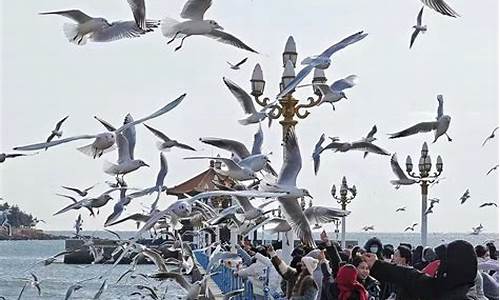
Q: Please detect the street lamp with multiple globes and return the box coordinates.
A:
[331,176,357,248]
[404,142,444,246]
[248,36,325,261]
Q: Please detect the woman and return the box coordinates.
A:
[352,256,381,300]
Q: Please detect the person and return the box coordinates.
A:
[412,245,426,270]
[267,245,319,300]
[318,249,368,300]
[364,240,479,300]
[384,245,417,300]
[481,271,499,300]
[472,270,488,300]
[477,244,499,282]
[486,243,498,260]
[382,244,394,263]
[364,237,383,260]
[352,256,381,300]
[421,246,440,277]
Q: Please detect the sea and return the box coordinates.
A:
[0,231,497,299]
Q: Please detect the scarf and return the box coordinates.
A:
[336,265,368,300]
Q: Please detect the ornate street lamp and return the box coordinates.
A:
[331,176,357,248]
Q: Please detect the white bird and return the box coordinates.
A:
[404,223,418,232]
[40,1,158,45]
[223,77,271,125]
[104,186,145,226]
[419,0,459,18]
[360,125,378,158]
[94,113,137,159]
[104,133,149,179]
[227,57,248,70]
[390,153,417,188]
[362,225,375,232]
[45,116,69,149]
[17,273,42,299]
[277,31,368,99]
[482,127,499,147]
[93,280,108,300]
[389,95,452,143]
[410,7,427,49]
[64,283,82,300]
[261,128,315,248]
[14,94,186,157]
[161,0,257,53]
[127,153,168,208]
[459,189,470,204]
[312,133,325,175]
[314,75,358,111]
[471,224,484,235]
[144,124,196,152]
[304,206,350,229]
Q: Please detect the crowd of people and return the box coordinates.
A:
[232,232,499,300]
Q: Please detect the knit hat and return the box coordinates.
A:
[301,256,319,275]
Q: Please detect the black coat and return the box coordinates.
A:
[361,276,381,300]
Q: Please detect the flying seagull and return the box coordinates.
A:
[40,1,158,45]
[277,31,368,99]
[404,223,418,232]
[103,133,149,179]
[144,124,195,152]
[312,75,358,111]
[61,184,97,197]
[482,127,499,147]
[486,164,499,175]
[459,189,470,204]
[14,94,186,157]
[361,125,378,158]
[161,0,257,53]
[479,202,497,208]
[389,95,452,143]
[0,153,33,163]
[410,7,427,49]
[227,57,248,70]
[390,153,417,188]
[362,225,374,232]
[45,116,69,150]
[396,206,406,212]
[471,224,483,235]
[419,0,460,18]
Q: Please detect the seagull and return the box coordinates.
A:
[360,125,378,158]
[14,94,186,157]
[486,164,499,175]
[424,202,435,215]
[161,0,257,53]
[396,206,406,212]
[471,224,484,235]
[45,116,69,150]
[260,128,316,248]
[227,57,248,70]
[40,0,158,45]
[104,133,149,178]
[482,127,499,147]
[314,75,358,111]
[223,77,272,125]
[184,155,265,181]
[390,154,417,188]
[428,197,440,205]
[55,194,96,217]
[304,206,350,229]
[93,280,108,299]
[74,214,83,236]
[404,223,418,232]
[0,153,33,163]
[362,225,374,232]
[419,0,460,17]
[104,186,145,226]
[410,7,427,49]
[479,202,497,208]
[459,189,470,204]
[64,283,82,300]
[17,273,42,299]
[277,31,368,99]
[61,184,97,197]
[94,113,137,159]
[312,133,325,175]
[389,95,452,143]
[143,124,195,152]
[54,187,127,216]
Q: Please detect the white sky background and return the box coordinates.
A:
[0,0,498,233]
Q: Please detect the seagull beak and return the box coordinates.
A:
[216,25,224,30]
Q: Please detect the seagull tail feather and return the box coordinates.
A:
[160,17,182,38]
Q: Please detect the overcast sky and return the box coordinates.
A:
[1,0,498,234]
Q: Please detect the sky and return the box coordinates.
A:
[0,0,498,234]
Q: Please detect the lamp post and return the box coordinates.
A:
[331,176,357,249]
[404,142,444,246]
[332,219,341,242]
[249,36,324,262]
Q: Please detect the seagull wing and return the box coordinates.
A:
[388,121,438,139]
[205,30,258,53]
[39,10,93,23]
[391,153,410,180]
[417,6,424,26]
[320,31,368,58]
[199,137,250,159]
[330,75,358,91]
[94,116,116,132]
[277,64,314,99]
[366,125,377,139]
[410,29,420,49]
[55,116,69,131]
[127,0,146,30]
[234,57,248,68]
[106,213,150,227]
[277,128,301,186]
[251,123,263,155]
[61,186,84,197]
[90,20,159,42]
[436,95,444,119]
[184,156,243,172]
[278,198,315,248]
[13,135,98,151]
[116,133,132,163]
[143,124,171,142]
[304,206,350,224]
[180,0,212,20]
[420,0,459,17]
[122,114,136,160]
[142,248,168,272]
[222,77,257,114]
[155,153,168,188]
[116,93,187,133]
[350,141,390,156]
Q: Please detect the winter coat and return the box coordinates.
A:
[371,240,479,300]
[270,255,318,300]
[481,272,499,300]
[360,275,381,300]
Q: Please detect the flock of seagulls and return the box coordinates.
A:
[0,0,496,298]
